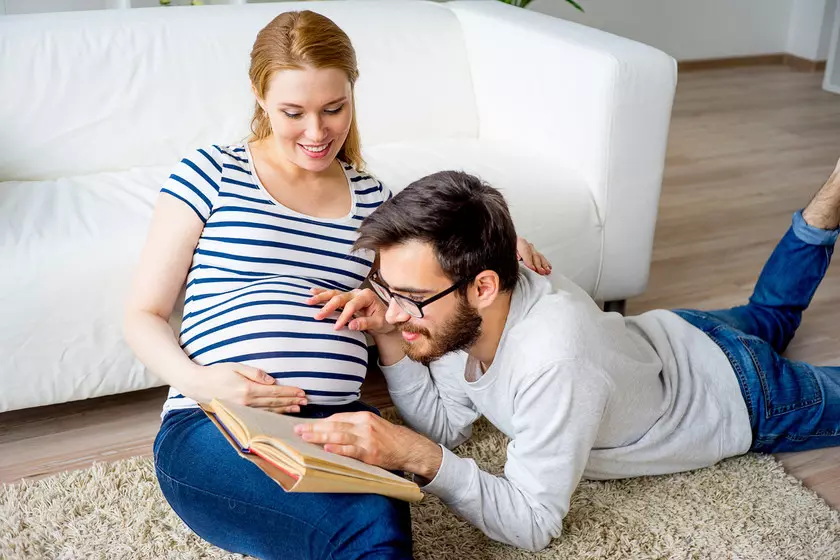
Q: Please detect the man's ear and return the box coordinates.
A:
[472,270,500,310]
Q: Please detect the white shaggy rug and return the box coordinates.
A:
[2,418,839,559]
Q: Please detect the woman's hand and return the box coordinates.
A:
[195,363,308,414]
[308,288,394,335]
[516,237,552,275]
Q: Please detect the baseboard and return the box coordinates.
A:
[679,53,827,73]
[782,53,828,73]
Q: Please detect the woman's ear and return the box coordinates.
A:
[472,270,500,310]
[251,84,265,112]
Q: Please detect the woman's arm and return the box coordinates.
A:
[123,194,304,411]
[123,194,210,397]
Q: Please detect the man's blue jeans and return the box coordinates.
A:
[153,401,413,560]
[674,210,840,453]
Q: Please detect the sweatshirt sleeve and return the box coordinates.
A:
[421,360,610,551]
[380,352,481,449]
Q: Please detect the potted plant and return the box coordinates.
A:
[498,0,583,10]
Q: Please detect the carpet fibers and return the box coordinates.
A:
[2,418,839,559]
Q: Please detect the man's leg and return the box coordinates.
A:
[682,159,840,353]
[735,335,840,454]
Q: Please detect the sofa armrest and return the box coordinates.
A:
[448,1,677,301]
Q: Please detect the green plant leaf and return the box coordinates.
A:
[495,0,583,11]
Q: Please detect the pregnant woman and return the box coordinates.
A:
[124,10,550,560]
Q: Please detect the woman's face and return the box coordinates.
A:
[256,66,353,173]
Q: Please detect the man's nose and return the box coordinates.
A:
[385,298,410,324]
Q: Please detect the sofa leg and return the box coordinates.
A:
[603,300,627,315]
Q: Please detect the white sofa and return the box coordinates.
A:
[0,0,676,412]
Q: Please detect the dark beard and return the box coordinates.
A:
[401,296,482,366]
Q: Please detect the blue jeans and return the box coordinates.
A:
[153,401,413,560]
[674,210,840,453]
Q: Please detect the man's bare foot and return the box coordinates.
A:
[802,157,840,230]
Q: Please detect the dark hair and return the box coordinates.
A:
[354,171,520,293]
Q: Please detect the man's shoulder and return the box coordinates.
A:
[429,351,469,375]
[505,286,604,365]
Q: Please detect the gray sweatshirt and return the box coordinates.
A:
[380,267,752,551]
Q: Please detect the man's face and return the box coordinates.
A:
[378,241,482,365]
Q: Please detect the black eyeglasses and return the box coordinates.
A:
[368,270,473,319]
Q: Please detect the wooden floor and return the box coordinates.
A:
[2,66,840,509]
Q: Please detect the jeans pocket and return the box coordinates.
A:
[739,336,822,418]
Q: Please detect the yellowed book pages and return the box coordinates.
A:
[213,399,413,485]
[202,400,423,502]
[244,446,423,502]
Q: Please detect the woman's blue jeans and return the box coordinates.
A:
[674,210,840,453]
[153,400,413,560]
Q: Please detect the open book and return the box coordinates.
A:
[200,399,423,502]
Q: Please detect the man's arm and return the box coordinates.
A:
[376,331,480,449]
[421,361,610,551]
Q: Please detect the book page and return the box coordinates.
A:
[216,400,414,485]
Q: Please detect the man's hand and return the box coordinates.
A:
[308,288,394,335]
[294,411,443,480]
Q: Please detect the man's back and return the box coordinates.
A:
[494,267,752,479]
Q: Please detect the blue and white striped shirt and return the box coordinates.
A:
[161,144,391,417]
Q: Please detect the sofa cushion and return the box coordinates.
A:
[366,139,603,293]
[0,168,169,411]
[0,1,478,181]
[0,140,600,411]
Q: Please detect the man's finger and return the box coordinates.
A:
[295,420,356,434]
[349,316,382,332]
[323,444,362,459]
[334,298,367,330]
[299,430,357,446]
[314,294,354,320]
[323,412,371,423]
[334,293,376,330]
[307,289,338,305]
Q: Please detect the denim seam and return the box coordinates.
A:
[707,325,755,427]
[738,336,822,416]
[154,463,337,549]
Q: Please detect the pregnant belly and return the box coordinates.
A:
[179,294,369,404]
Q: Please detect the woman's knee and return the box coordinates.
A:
[327,494,413,558]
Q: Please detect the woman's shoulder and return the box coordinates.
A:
[206,143,249,166]
[342,161,392,203]
[173,144,248,175]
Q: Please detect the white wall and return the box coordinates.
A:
[786,0,837,60]
[3,0,837,62]
[817,0,838,59]
[531,0,835,62]
[530,0,792,61]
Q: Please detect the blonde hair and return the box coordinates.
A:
[249,11,364,170]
